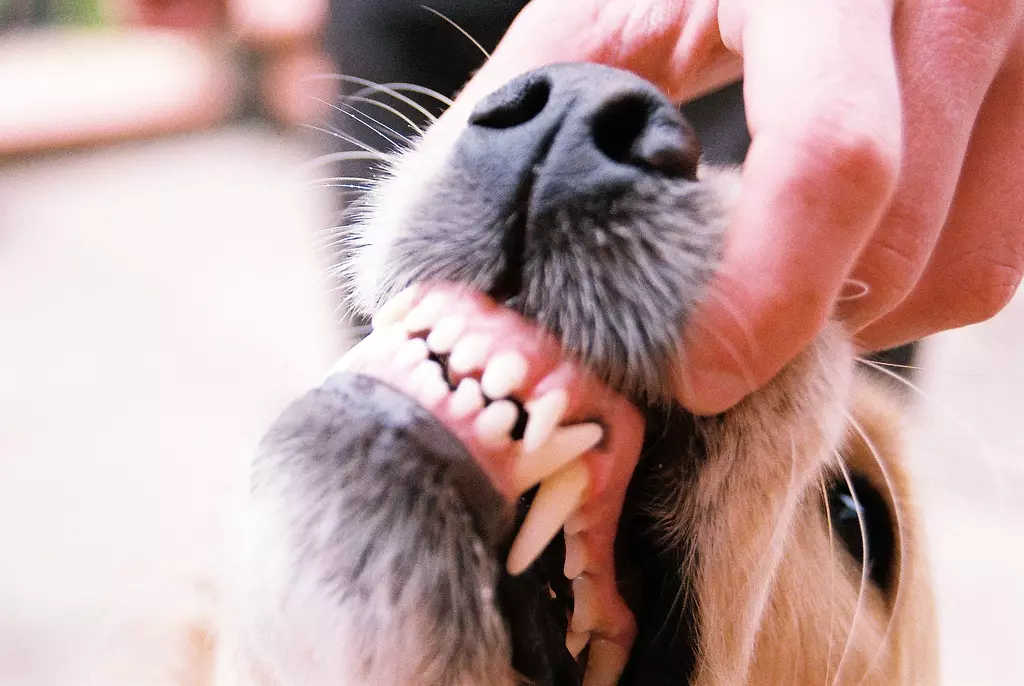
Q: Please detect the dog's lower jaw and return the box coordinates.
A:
[215,322,886,686]
[217,375,518,686]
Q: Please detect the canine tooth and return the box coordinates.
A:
[512,423,603,494]
[583,639,629,686]
[571,576,597,633]
[395,338,430,368]
[480,351,528,399]
[506,460,589,575]
[426,316,466,353]
[474,399,519,449]
[411,361,448,407]
[371,285,419,329]
[522,389,568,453]
[566,630,590,659]
[403,291,448,332]
[449,377,485,419]
[563,533,589,579]
[448,334,490,374]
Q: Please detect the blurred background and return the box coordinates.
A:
[0,1,1020,684]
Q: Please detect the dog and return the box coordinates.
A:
[214,63,938,685]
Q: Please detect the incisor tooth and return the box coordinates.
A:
[480,351,528,399]
[395,338,430,368]
[583,639,629,686]
[411,361,448,407]
[371,286,419,330]
[506,460,589,575]
[449,377,485,419]
[426,316,466,353]
[403,291,448,332]
[522,390,568,453]
[474,399,519,449]
[448,334,490,374]
[512,423,603,495]
[566,630,590,659]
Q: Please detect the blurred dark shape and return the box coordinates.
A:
[0,0,107,28]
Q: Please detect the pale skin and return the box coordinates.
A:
[446,0,1024,415]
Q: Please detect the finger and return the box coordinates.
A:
[446,0,741,115]
[837,0,1024,332]
[856,29,1024,351]
[678,0,901,414]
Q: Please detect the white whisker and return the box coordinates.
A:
[301,124,387,156]
[736,430,804,680]
[690,318,759,398]
[308,74,440,122]
[420,5,491,58]
[293,151,391,176]
[820,477,838,686]
[856,358,1007,511]
[313,96,414,147]
[844,410,908,686]
[838,278,871,302]
[382,82,455,109]
[346,95,426,136]
[830,454,870,686]
[700,285,762,363]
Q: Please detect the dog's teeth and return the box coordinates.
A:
[411,361,448,407]
[563,533,590,579]
[571,575,597,633]
[566,630,590,659]
[522,389,568,453]
[474,399,519,449]
[371,285,419,330]
[449,377,485,419]
[403,291,448,332]
[449,334,490,374]
[426,316,466,354]
[583,639,629,686]
[480,351,528,399]
[512,423,603,495]
[395,338,430,368]
[506,460,588,575]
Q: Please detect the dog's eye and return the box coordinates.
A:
[825,473,895,589]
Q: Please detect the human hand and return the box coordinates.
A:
[445,0,1024,414]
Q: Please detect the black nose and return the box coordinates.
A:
[458,63,700,220]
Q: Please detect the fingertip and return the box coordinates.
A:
[676,361,752,416]
[676,268,830,415]
[675,288,767,415]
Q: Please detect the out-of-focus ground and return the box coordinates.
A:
[0,127,346,685]
[1,124,1022,685]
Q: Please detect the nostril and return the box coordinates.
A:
[470,75,552,129]
[592,96,701,180]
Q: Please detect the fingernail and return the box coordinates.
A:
[678,365,750,416]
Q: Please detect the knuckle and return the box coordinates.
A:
[794,106,902,202]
